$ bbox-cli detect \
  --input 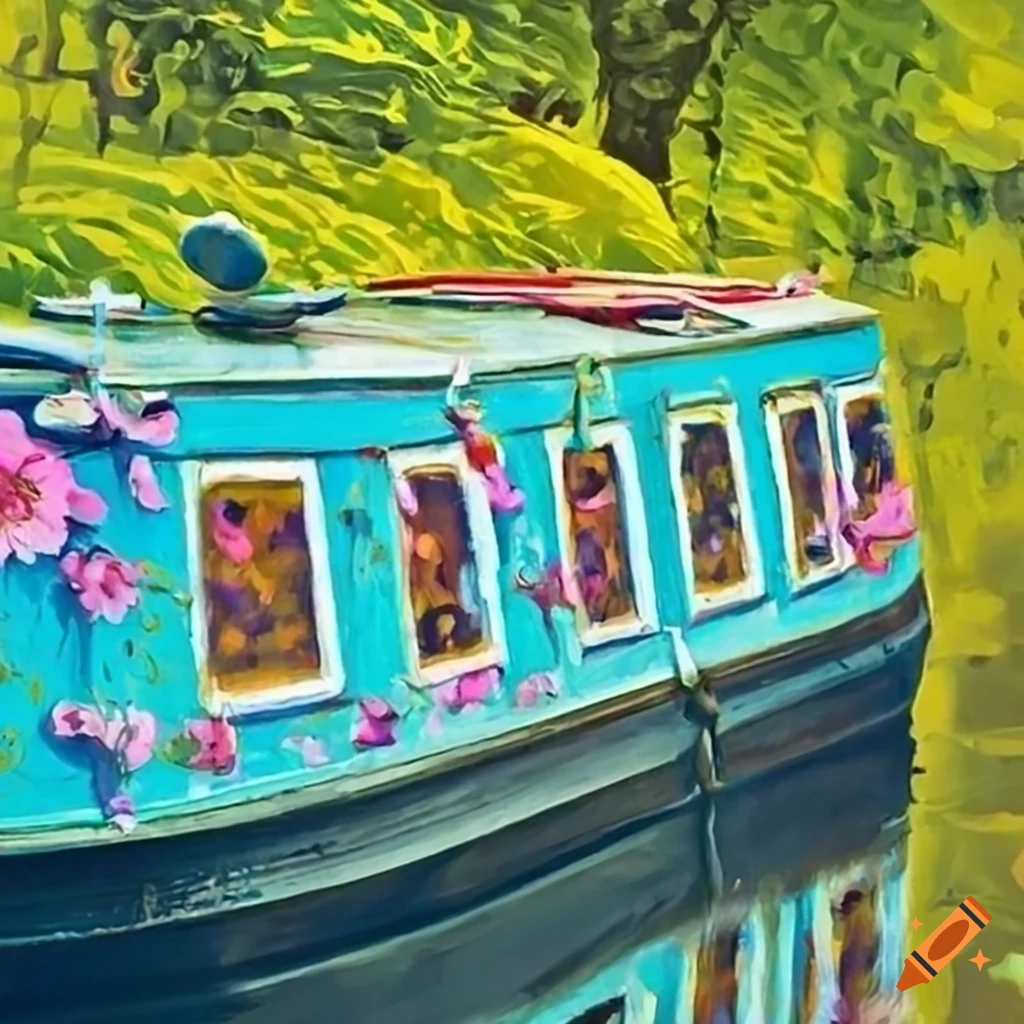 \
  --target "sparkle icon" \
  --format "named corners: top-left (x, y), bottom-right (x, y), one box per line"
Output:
top-left (910, 917), bottom-right (923, 931)
top-left (969, 950), bottom-right (991, 971)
